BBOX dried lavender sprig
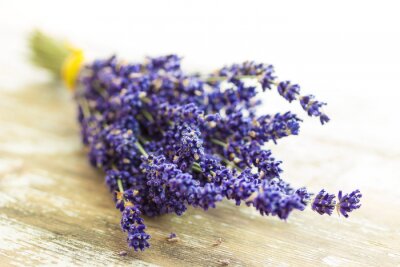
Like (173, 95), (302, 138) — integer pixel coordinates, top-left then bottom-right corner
(115, 177), (150, 251)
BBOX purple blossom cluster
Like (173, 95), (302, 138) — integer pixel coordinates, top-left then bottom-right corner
(76, 55), (362, 251)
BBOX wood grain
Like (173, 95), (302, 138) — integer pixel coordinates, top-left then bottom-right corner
(0, 84), (399, 266)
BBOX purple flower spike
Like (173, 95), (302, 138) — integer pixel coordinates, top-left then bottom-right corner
(295, 187), (311, 206)
(312, 189), (336, 215)
(127, 225), (151, 251)
(250, 180), (305, 220)
(277, 81), (300, 102)
(146, 54), (181, 73)
(337, 190), (362, 218)
(121, 206), (150, 251)
(300, 95), (330, 124)
(257, 112), (302, 143)
(213, 61), (276, 91)
(319, 113), (330, 125)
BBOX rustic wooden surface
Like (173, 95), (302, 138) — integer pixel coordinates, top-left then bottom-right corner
(0, 84), (400, 267)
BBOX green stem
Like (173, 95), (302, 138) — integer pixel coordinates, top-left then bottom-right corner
(117, 179), (124, 193)
(135, 141), (148, 157)
(141, 110), (154, 123)
(93, 85), (108, 99)
(192, 165), (202, 173)
(210, 138), (227, 148)
(206, 75), (256, 83)
(193, 162), (201, 168)
(206, 75), (279, 86)
(217, 154), (242, 172)
(78, 98), (91, 118)
(138, 135), (149, 144)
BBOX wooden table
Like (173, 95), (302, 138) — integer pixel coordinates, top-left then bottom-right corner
(0, 84), (399, 266)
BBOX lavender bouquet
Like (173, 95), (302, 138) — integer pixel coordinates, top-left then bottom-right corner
(29, 31), (362, 251)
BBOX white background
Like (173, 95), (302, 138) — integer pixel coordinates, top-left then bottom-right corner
(1, 0), (399, 190)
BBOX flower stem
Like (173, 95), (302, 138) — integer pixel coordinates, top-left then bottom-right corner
(78, 98), (91, 118)
(217, 154), (242, 172)
(117, 179), (124, 193)
(206, 75), (256, 83)
(141, 110), (154, 122)
(28, 30), (69, 79)
(138, 135), (149, 144)
(192, 165), (202, 173)
(193, 162), (201, 168)
(135, 141), (148, 157)
(210, 138), (227, 148)
(206, 75), (279, 87)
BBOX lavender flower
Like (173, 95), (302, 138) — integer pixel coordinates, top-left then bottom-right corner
(300, 95), (330, 124)
(252, 149), (282, 180)
(312, 189), (336, 215)
(295, 187), (311, 206)
(121, 206), (150, 251)
(337, 190), (362, 217)
(277, 81), (300, 102)
(146, 54), (181, 73)
(223, 168), (259, 205)
(163, 123), (204, 169)
(211, 61), (276, 90)
(255, 112), (301, 143)
(249, 179), (306, 220)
